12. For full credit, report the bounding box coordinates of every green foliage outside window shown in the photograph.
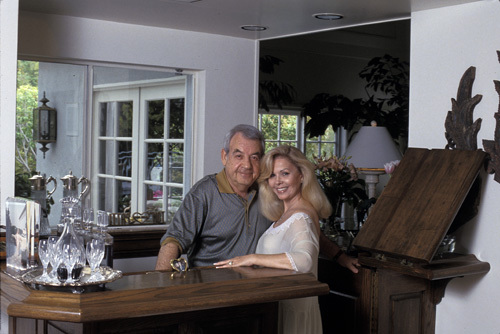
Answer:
[15,60,39,197]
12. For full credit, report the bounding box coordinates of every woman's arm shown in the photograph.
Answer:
[214,253,293,270]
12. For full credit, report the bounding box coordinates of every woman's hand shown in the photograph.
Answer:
[214,254,256,268]
[337,253,360,274]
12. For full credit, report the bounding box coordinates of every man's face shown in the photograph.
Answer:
[221,132,262,196]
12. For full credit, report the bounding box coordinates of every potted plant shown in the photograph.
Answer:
[259,55,297,111]
[302,54,409,146]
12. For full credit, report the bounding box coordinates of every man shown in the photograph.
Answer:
[155,124,359,273]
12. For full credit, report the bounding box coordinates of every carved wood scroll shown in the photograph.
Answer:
[445,66,483,151]
[482,51,500,183]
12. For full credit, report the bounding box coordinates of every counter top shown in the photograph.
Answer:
[1,266,329,323]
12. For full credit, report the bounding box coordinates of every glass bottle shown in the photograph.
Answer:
[55,217,86,283]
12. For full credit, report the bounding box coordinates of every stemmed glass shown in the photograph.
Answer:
[86,238,105,282]
[62,240,83,284]
[96,210,109,233]
[37,239,51,282]
[57,243,70,283]
[47,236,60,282]
[83,208,94,232]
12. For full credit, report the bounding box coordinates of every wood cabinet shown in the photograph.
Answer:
[109,226,165,259]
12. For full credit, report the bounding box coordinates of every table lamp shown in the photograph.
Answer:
[344,121,402,199]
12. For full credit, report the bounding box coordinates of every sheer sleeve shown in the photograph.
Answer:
[284,214,319,273]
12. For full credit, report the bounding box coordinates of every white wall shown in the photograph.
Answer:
[17,11,259,183]
[410,2,500,333]
[0,0,19,225]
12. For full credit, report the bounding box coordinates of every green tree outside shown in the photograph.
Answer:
[15,60,39,197]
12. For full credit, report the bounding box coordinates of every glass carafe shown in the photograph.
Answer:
[60,171,90,200]
[29,172,57,238]
[55,217,86,283]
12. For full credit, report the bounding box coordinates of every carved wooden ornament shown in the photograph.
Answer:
[445,66,483,151]
[482,51,500,183]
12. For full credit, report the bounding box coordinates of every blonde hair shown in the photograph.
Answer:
[258,145,332,221]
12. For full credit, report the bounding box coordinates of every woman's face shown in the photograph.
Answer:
[267,156,303,203]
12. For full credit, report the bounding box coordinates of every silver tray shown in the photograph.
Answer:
[18,266,122,293]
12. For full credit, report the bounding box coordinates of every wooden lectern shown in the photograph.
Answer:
[351,148,490,333]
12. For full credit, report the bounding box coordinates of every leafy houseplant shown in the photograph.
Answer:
[259,55,297,111]
[302,54,409,145]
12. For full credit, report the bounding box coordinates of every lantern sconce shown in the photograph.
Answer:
[33,92,57,159]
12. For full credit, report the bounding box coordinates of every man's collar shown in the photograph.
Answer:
[216,169,258,195]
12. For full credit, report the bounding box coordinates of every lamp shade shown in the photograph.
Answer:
[344,124,401,170]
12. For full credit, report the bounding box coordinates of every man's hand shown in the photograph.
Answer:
[155,243,181,271]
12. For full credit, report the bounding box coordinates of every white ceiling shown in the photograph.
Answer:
[19,0,483,40]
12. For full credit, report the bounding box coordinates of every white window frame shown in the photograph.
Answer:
[258,106,345,157]
[92,76,191,221]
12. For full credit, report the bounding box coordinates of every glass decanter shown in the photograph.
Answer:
[55,217,86,283]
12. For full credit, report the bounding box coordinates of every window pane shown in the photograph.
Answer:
[117,101,133,137]
[280,115,297,141]
[146,184,163,211]
[305,142,319,161]
[117,141,132,177]
[99,140,114,174]
[99,102,114,137]
[260,114,279,140]
[148,100,165,139]
[320,143,335,155]
[167,187,183,222]
[266,142,278,151]
[117,180,131,213]
[148,143,164,181]
[168,143,183,183]
[169,98,184,139]
[323,126,336,142]
[97,177,114,211]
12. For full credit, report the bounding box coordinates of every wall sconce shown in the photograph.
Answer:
[344,121,402,199]
[33,92,57,159]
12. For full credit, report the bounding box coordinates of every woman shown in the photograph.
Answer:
[215,145,332,334]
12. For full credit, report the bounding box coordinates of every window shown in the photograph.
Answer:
[258,107,341,160]
[93,72,191,223]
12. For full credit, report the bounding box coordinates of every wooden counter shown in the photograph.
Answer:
[1,266,329,333]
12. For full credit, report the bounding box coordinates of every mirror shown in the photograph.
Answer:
[15,61,193,230]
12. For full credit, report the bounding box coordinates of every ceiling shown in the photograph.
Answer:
[19,0,483,40]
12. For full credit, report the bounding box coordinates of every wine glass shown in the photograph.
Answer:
[86,238,105,282]
[83,208,94,232]
[38,239,51,282]
[47,236,60,282]
[96,211,109,233]
[63,241,82,284]
[57,243,71,283]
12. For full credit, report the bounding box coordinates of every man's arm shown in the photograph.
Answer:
[155,242,181,271]
[319,232,360,274]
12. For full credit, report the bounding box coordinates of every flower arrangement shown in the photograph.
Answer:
[384,160,400,175]
[314,155,368,218]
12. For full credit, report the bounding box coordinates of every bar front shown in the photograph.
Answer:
[1,266,329,333]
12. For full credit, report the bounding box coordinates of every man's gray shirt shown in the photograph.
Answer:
[161,170,271,267]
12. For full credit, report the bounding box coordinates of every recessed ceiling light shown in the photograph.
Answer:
[241,25,268,32]
[313,13,343,20]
